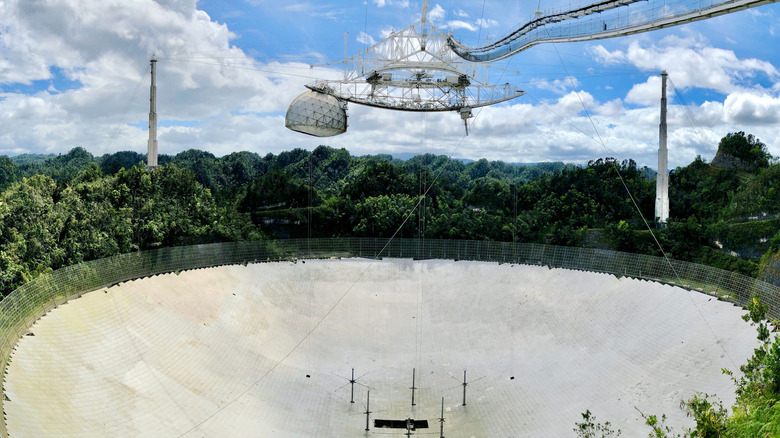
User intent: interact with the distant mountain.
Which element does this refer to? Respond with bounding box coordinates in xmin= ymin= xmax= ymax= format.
xmin=389 ymin=152 xmax=548 ymax=167
xmin=11 ymin=153 xmax=56 ymax=165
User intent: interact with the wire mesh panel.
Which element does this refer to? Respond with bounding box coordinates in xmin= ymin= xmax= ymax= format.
xmin=1 ymin=237 xmax=778 ymax=437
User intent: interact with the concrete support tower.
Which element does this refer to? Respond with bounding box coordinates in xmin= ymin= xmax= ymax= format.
xmin=147 ymin=56 xmax=158 ymax=168
xmin=655 ymin=71 xmax=669 ymax=225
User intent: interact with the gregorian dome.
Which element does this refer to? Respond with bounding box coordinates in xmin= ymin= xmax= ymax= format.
xmin=285 ymin=90 xmax=347 ymax=137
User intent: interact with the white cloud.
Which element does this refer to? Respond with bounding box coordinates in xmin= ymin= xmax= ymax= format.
xmin=625 ymin=76 xmax=664 ymax=106
xmin=552 ymin=90 xmax=596 ymax=116
xmin=0 ymin=0 xmax=337 ymax=157
xmin=592 ymin=34 xmax=779 ymax=95
xmin=379 ymin=27 xmax=395 ymax=39
xmin=447 ymin=20 xmax=478 ymax=32
xmin=357 ymin=31 xmax=376 ymax=45
xmin=475 ymin=18 xmax=498 ymax=28
xmin=747 ymin=8 xmax=770 ymax=17
xmin=722 ymin=92 xmax=780 ymax=124
xmin=585 ymin=32 xmax=780 ymax=164
xmin=427 ymin=4 xmax=445 ymax=24
xmin=373 ymin=0 xmax=409 ymax=8
xmin=533 ymin=76 xmax=581 ymax=94
xmin=596 ymin=99 xmax=625 ymax=117
xmin=589 ymin=45 xmax=627 ymax=65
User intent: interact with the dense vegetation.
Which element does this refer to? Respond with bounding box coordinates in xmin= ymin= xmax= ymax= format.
xmin=1 ymin=132 xmax=778 ymax=300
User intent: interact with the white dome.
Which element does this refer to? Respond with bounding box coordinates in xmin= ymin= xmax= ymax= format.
xmin=285 ymin=91 xmax=347 ymax=137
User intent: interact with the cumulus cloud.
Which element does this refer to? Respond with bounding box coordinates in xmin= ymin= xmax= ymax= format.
xmin=553 ymin=90 xmax=596 ymax=116
xmin=585 ymin=32 xmax=780 ymax=164
xmin=427 ymin=4 xmax=446 ymax=23
xmin=625 ymin=76 xmax=665 ymax=106
xmin=475 ymin=18 xmax=499 ymax=28
xmin=590 ymin=34 xmax=779 ymax=95
xmin=596 ymin=99 xmax=625 ymax=117
xmin=379 ymin=27 xmax=395 ymax=39
xmin=447 ymin=20 xmax=478 ymax=32
xmin=373 ymin=0 xmax=409 ymax=8
xmin=357 ymin=31 xmax=376 ymax=45
xmin=533 ymin=76 xmax=581 ymax=94
xmin=432 ymin=9 xmax=499 ymax=33
xmin=590 ymin=45 xmax=627 ymax=65
xmin=0 ymin=0 xmax=340 ymax=157
xmin=723 ymin=92 xmax=780 ymax=124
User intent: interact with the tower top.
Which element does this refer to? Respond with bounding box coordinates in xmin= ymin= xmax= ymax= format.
xmin=147 ymin=56 xmax=158 ymax=168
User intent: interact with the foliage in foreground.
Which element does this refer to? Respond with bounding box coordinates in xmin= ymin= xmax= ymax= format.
xmin=574 ymin=410 xmax=622 ymax=437
xmin=0 ymin=163 xmax=258 ymax=295
xmin=577 ymin=295 xmax=780 ymax=437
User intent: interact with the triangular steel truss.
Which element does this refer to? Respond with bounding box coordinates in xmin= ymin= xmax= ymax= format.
xmin=306 ymin=8 xmax=524 ymax=114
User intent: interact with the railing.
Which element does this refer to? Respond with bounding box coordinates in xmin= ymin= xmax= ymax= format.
xmin=449 ymin=0 xmax=780 ymax=61
xmin=2 ymin=238 xmax=778 ymax=437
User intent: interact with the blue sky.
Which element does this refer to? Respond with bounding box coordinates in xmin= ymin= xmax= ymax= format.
xmin=1 ymin=0 xmax=780 ymax=168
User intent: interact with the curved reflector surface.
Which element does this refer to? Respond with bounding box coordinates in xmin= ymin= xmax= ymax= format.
xmin=285 ymin=91 xmax=347 ymax=137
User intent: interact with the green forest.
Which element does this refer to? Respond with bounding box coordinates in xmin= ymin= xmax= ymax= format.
xmin=1 ymin=131 xmax=779 ymax=301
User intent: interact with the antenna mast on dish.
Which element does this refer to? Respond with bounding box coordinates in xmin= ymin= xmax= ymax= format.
xmin=147 ymin=55 xmax=158 ymax=168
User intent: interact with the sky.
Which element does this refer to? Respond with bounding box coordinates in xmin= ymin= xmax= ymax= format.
xmin=1 ymin=0 xmax=780 ymax=169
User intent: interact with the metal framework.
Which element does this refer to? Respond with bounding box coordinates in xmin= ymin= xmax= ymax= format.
xmin=294 ymin=1 xmax=524 ymax=134
xmin=309 ymin=21 xmax=523 ymax=113
xmin=448 ymin=0 xmax=780 ymax=62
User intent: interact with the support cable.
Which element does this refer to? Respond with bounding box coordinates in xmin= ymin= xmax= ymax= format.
xmin=107 ymin=72 xmax=148 ymax=153
xmin=176 ymin=84 xmax=486 ymax=437
xmin=667 ymin=77 xmax=711 ymax=153
xmin=544 ymin=35 xmax=738 ymax=370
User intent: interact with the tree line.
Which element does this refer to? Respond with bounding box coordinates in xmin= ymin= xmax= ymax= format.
xmin=0 ymin=131 xmax=778 ymax=298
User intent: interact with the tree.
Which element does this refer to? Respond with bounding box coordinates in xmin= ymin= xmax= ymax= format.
xmin=669 ymin=156 xmax=740 ymax=222
xmin=604 ymin=220 xmax=635 ymax=252
xmin=220 ymin=151 xmax=263 ymax=190
xmin=172 ymin=149 xmax=220 ymax=190
xmin=352 ymin=194 xmax=418 ymax=237
xmin=341 ymin=160 xmax=414 ymax=200
xmin=467 ymin=158 xmax=491 ymax=179
xmin=99 ymin=151 xmax=145 ymax=175
xmin=16 ymin=147 xmax=95 ymax=183
xmin=463 ymin=177 xmax=511 ymax=214
xmin=724 ymin=163 xmax=780 ymax=218
xmin=0 ymin=155 xmax=20 ymax=191
xmin=714 ymin=132 xmax=771 ymax=171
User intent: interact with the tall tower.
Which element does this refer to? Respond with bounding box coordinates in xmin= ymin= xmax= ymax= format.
xmin=655 ymin=71 xmax=669 ymax=225
xmin=147 ymin=56 xmax=158 ymax=168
